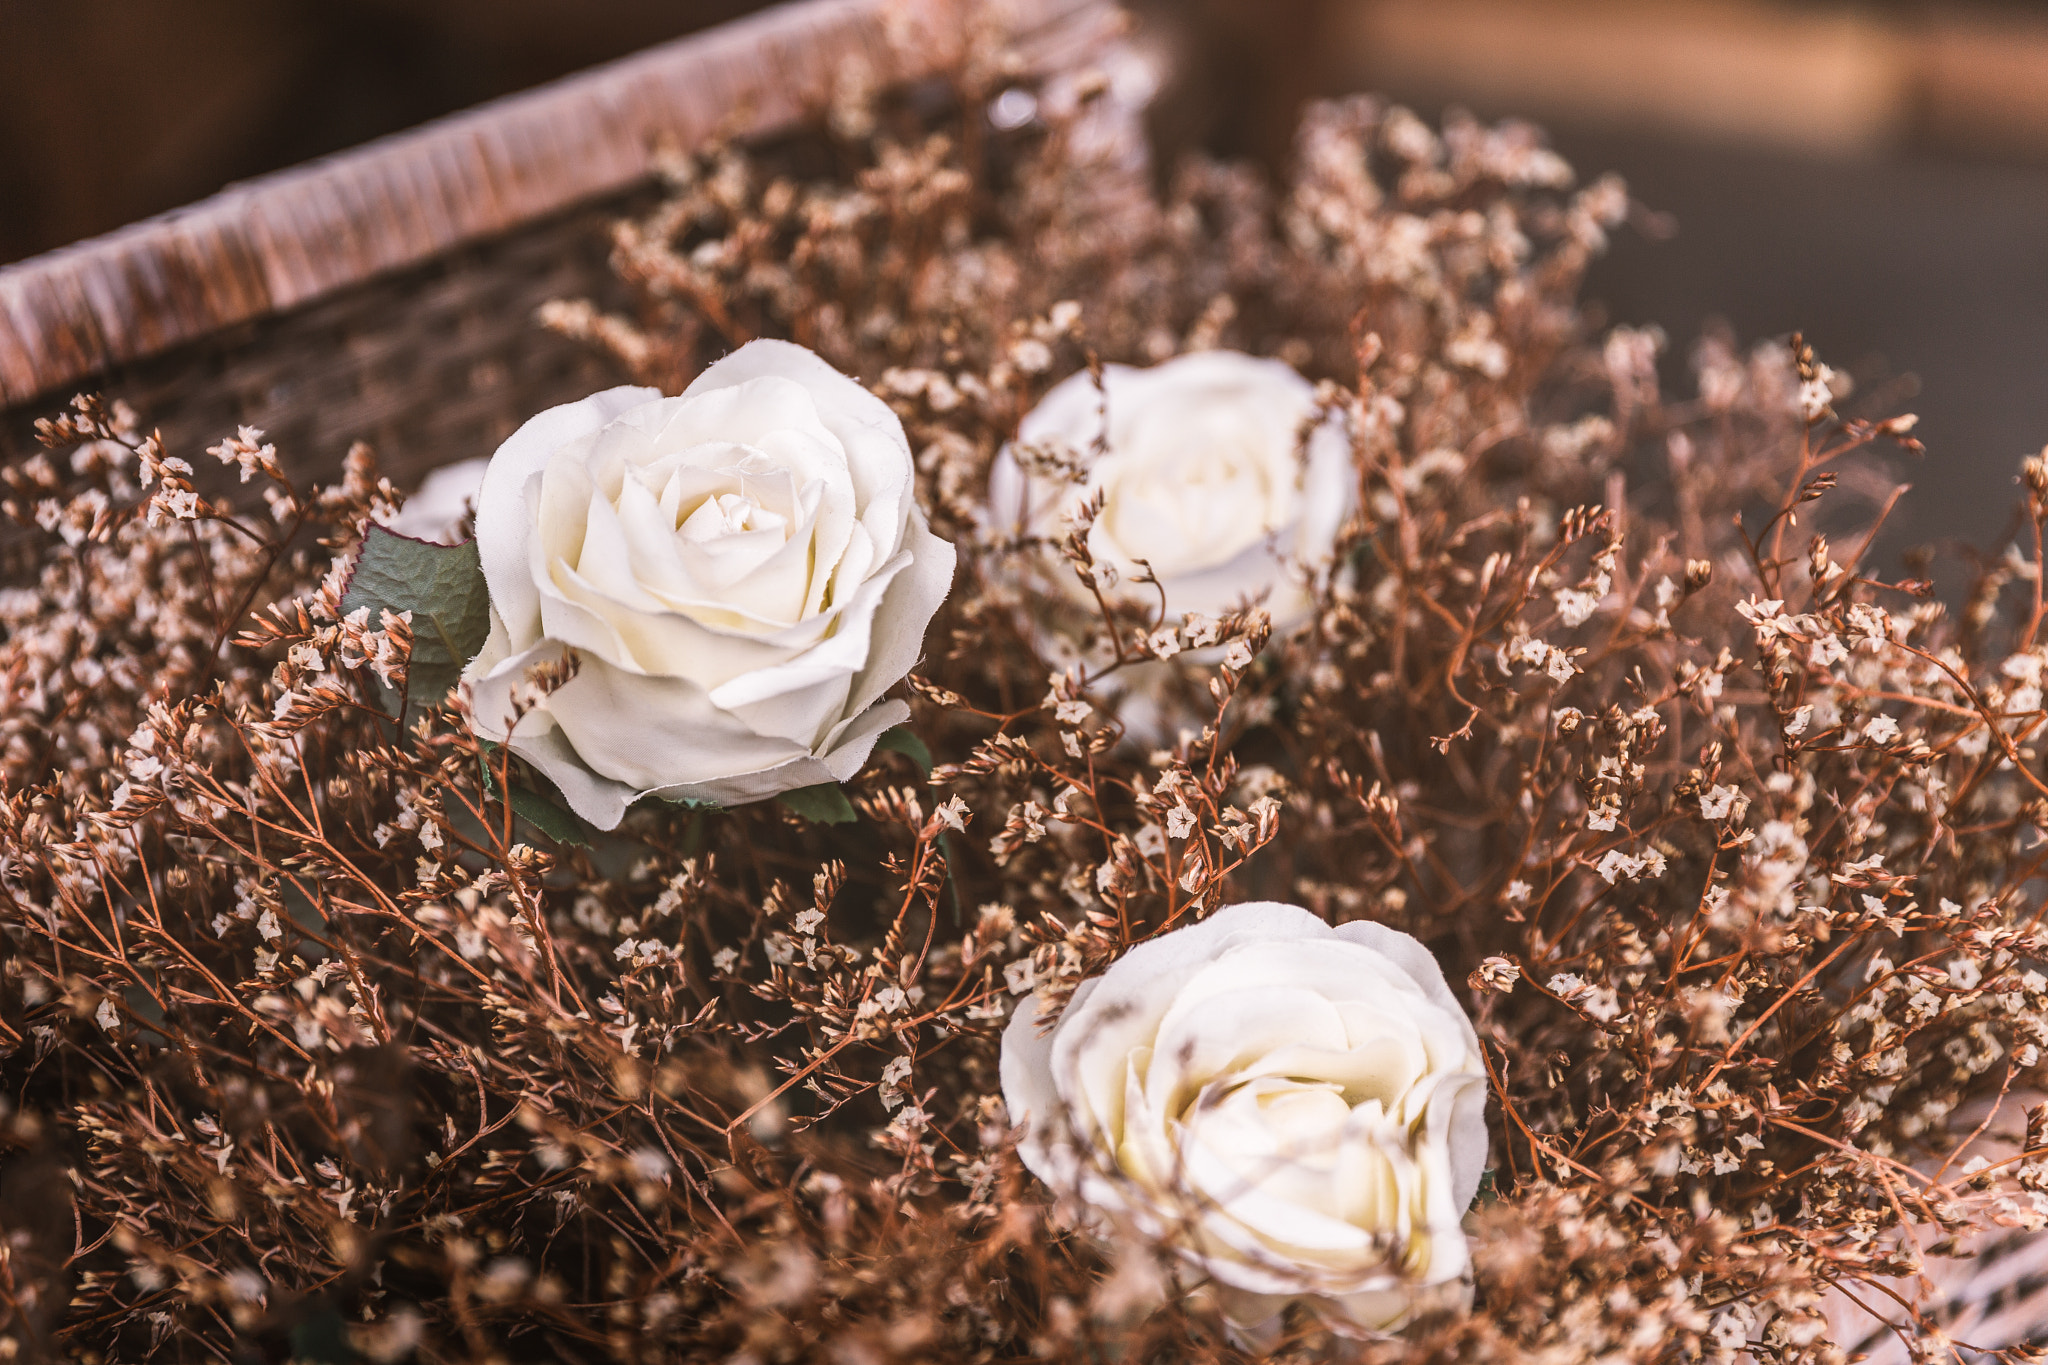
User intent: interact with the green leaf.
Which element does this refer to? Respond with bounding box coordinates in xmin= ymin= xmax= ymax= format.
xmin=476 ymin=740 xmax=591 ymax=845
xmin=511 ymin=785 xmax=590 ymax=846
xmin=778 ymin=782 xmax=858 ymax=825
xmin=875 ymin=725 xmax=933 ymax=774
xmin=340 ymin=524 xmax=492 ymax=720
xmin=122 ymin=983 xmax=168 ymax=1041
xmin=288 ymin=1304 xmax=360 ymax=1365
xmin=283 ymin=882 xmax=328 ymax=937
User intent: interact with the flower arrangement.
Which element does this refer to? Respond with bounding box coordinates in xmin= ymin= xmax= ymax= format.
xmin=2 ymin=31 xmax=2046 ymax=1365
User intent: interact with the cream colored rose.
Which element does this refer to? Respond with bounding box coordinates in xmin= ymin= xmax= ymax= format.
xmin=463 ymin=341 xmax=954 ymax=829
xmin=1000 ymin=902 xmax=1489 ymax=1343
xmin=987 ymin=351 xmax=1353 ymax=628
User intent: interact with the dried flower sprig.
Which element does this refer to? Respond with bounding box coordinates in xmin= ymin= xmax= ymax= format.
xmin=3 ymin=38 xmax=2044 ymax=1365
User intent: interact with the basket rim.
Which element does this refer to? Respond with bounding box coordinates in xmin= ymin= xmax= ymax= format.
xmin=0 ymin=0 xmax=1112 ymax=410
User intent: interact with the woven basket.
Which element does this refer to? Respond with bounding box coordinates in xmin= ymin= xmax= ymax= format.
xmin=0 ymin=0 xmax=1125 ymax=490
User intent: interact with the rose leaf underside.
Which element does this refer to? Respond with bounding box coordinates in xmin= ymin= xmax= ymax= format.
xmin=339 ymin=524 xmax=493 ymax=723
xmin=875 ymin=725 xmax=933 ymax=774
xmin=777 ymin=782 xmax=859 ymax=825
xmin=476 ymin=739 xmax=594 ymax=847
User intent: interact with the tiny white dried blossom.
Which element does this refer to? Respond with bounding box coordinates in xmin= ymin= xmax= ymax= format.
xmin=1784 ymin=705 xmax=1813 ymax=737
xmin=1554 ymin=588 xmax=1603 ymax=627
xmin=879 ymin=1055 xmax=915 ymax=1111
xmin=935 ymin=796 xmax=971 ymax=832
xmin=208 ymin=425 xmax=278 ymax=483
xmin=1003 ymin=958 xmax=1036 ymax=996
xmin=1166 ymin=804 xmax=1198 ymax=839
xmin=1699 ymin=784 xmax=1741 ymax=821
xmin=1548 ymin=972 xmax=1589 ymax=1000
xmin=1596 ymin=850 xmax=1636 ymax=884
xmin=1476 ymin=957 xmax=1521 ymax=993
xmin=1862 ymin=714 xmax=1900 ymax=745
xmin=1797 ymin=365 xmax=1836 ymax=421
xmin=1009 ymin=338 xmax=1054 ymax=374
xmin=1810 ymin=634 xmax=1848 ymax=668
xmin=1183 ymin=612 xmax=1223 ymax=647
xmin=1595 ymin=848 xmax=1665 ymax=884
xmin=163 ymin=487 xmax=200 ymax=521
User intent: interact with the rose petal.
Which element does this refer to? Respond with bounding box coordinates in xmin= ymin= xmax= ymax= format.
xmin=647 ymin=384 xmax=860 ymax=601
xmin=685 ymin=340 xmax=911 ymax=564
xmin=504 ymin=721 xmax=639 ymax=830
xmin=475 ymin=384 xmax=659 ymax=648
xmin=811 ymin=697 xmax=909 ymax=784
xmin=999 ymin=978 xmax=1104 ymax=1186
xmin=706 ymin=551 xmax=912 ymax=745
xmin=1049 ymin=903 xmax=1334 ymax=1146
xmin=535 ymin=652 xmax=809 ymax=792
xmin=1331 ymin=919 xmax=1488 ymax=1211
xmin=837 ymin=508 xmax=957 ymax=721
xmin=1176 ymin=1098 xmax=1382 ymax=1260
xmin=1142 ymin=983 xmax=1352 ymax=1120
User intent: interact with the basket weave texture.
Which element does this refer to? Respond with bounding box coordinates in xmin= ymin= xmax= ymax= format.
xmin=0 ymin=0 xmax=1117 ymax=487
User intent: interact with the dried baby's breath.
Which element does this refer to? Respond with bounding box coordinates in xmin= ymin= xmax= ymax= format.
xmin=1 ymin=42 xmax=2041 ymax=1365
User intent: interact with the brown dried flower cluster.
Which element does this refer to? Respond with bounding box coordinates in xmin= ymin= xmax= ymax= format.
xmin=3 ymin=30 xmax=2047 ymax=1365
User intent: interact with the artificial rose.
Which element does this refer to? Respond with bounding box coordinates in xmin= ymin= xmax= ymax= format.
xmin=1000 ymin=901 xmax=1489 ymax=1344
xmin=462 ymin=340 xmax=955 ymax=829
xmin=987 ymin=350 xmax=1353 ymax=629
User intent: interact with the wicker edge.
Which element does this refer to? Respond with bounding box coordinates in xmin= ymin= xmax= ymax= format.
xmin=0 ymin=0 xmax=1116 ymax=410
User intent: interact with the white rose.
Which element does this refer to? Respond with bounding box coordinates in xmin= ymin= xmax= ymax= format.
xmin=988 ymin=351 xmax=1353 ymax=629
xmin=1000 ymin=901 xmax=1489 ymax=1344
xmin=463 ymin=340 xmax=955 ymax=829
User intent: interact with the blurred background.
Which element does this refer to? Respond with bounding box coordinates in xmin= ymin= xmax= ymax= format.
xmin=3 ymin=0 xmax=2047 ymax=551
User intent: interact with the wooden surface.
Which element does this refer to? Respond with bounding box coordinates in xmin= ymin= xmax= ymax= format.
xmin=1331 ymin=0 xmax=2048 ymax=159
xmin=0 ymin=0 xmax=1115 ymax=409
